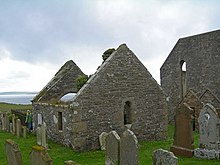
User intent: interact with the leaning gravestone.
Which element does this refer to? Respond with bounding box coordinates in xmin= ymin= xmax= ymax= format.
xmin=30 ymin=146 xmax=52 ymax=165
xmin=105 ymin=131 xmax=120 ymax=165
xmin=5 ymin=139 xmax=23 ymax=165
xmin=152 ymin=149 xmax=178 ymax=165
xmin=120 ymin=129 xmax=139 ymax=165
xmin=99 ymin=132 xmax=108 ymax=150
xmin=194 ymin=103 xmax=220 ymax=159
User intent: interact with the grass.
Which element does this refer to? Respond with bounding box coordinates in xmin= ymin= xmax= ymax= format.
xmin=1 ymin=103 xmax=220 ymax=164
xmin=0 ymin=102 xmax=32 ymax=112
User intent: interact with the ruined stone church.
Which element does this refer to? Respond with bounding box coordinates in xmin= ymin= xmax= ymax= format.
xmin=32 ymin=44 xmax=168 ymax=151
xmin=161 ymin=29 xmax=220 ymax=122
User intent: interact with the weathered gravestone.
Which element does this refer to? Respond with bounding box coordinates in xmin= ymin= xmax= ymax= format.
xmin=5 ymin=113 xmax=10 ymax=132
xmin=12 ymin=114 xmax=16 ymax=134
xmin=0 ymin=113 xmax=3 ymax=130
xmin=16 ymin=119 xmax=22 ymax=138
xmin=198 ymin=103 xmax=220 ymax=150
xmin=152 ymin=149 xmax=178 ymax=165
xmin=170 ymin=103 xmax=194 ymax=157
xmin=5 ymin=139 xmax=23 ymax=165
xmin=120 ymin=129 xmax=139 ymax=165
xmin=30 ymin=146 xmax=52 ymax=165
xmin=105 ymin=131 xmax=120 ymax=165
xmin=194 ymin=103 xmax=220 ymax=159
xmin=22 ymin=126 xmax=27 ymax=138
xmin=41 ymin=124 xmax=47 ymax=147
xmin=37 ymin=125 xmax=42 ymax=145
xmin=36 ymin=124 xmax=47 ymax=147
xmin=99 ymin=132 xmax=108 ymax=150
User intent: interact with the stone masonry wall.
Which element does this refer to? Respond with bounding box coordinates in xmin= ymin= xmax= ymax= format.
xmin=161 ymin=30 xmax=220 ymax=122
xmin=70 ymin=44 xmax=168 ymax=151
xmin=32 ymin=103 xmax=73 ymax=148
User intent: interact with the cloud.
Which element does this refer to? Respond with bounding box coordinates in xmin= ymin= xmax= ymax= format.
xmin=0 ymin=0 xmax=220 ymax=91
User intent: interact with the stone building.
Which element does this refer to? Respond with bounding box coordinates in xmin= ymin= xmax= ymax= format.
xmin=161 ymin=30 xmax=220 ymax=122
xmin=32 ymin=44 xmax=168 ymax=151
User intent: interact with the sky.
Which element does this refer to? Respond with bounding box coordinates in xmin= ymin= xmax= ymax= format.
xmin=0 ymin=0 xmax=220 ymax=92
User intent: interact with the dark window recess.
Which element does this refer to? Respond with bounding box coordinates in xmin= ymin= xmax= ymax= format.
xmin=58 ymin=112 xmax=63 ymax=131
xmin=124 ymin=101 xmax=132 ymax=125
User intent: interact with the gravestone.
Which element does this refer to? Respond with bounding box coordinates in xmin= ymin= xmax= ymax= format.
xmin=198 ymin=103 xmax=220 ymax=150
xmin=22 ymin=126 xmax=27 ymax=138
xmin=2 ymin=113 xmax=6 ymax=130
xmin=105 ymin=131 xmax=120 ymax=165
xmin=194 ymin=103 xmax=220 ymax=159
xmin=99 ymin=132 xmax=108 ymax=150
xmin=170 ymin=103 xmax=194 ymax=157
xmin=41 ymin=124 xmax=47 ymax=148
xmin=12 ymin=114 xmax=16 ymax=134
xmin=5 ymin=139 xmax=23 ymax=165
xmin=5 ymin=114 xmax=10 ymax=132
xmin=9 ymin=123 xmax=13 ymax=133
xmin=152 ymin=149 xmax=178 ymax=165
xmin=37 ymin=125 xmax=42 ymax=145
xmin=120 ymin=129 xmax=139 ymax=165
xmin=30 ymin=146 xmax=52 ymax=165
xmin=16 ymin=119 xmax=22 ymax=138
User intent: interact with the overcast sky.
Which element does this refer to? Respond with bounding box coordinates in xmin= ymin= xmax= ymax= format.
xmin=0 ymin=0 xmax=220 ymax=92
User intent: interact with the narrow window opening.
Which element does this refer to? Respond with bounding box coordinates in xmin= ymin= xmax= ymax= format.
xmin=180 ymin=61 xmax=187 ymax=98
xmin=58 ymin=112 xmax=63 ymax=131
xmin=124 ymin=101 xmax=132 ymax=125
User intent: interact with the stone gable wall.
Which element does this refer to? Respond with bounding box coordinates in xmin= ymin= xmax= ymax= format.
xmin=161 ymin=30 xmax=220 ymax=122
xmin=70 ymin=44 xmax=167 ymax=150
xmin=33 ymin=60 xmax=85 ymax=103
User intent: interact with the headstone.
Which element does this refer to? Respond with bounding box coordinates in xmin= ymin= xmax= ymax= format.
xmin=2 ymin=113 xmax=6 ymax=130
xmin=152 ymin=149 xmax=178 ymax=165
xmin=37 ymin=126 xmax=42 ymax=145
xmin=22 ymin=126 xmax=27 ymax=138
xmin=16 ymin=119 xmax=22 ymax=138
xmin=12 ymin=114 xmax=16 ymax=134
xmin=30 ymin=146 xmax=52 ymax=165
xmin=198 ymin=103 xmax=220 ymax=150
xmin=105 ymin=131 xmax=120 ymax=165
xmin=41 ymin=124 xmax=47 ymax=148
xmin=99 ymin=132 xmax=108 ymax=150
xmin=5 ymin=139 xmax=23 ymax=165
xmin=194 ymin=103 xmax=220 ymax=159
xmin=170 ymin=103 xmax=194 ymax=157
xmin=9 ymin=123 xmax=13 ymax=133
xmin=5 ymin=114 xmax=10 ymax=132
xmin=120 ymin=129 xmax=139 ymax=165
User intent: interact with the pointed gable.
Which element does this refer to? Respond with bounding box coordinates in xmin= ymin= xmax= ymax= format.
xmin=33 ymin=60 xmax=85 ymax=103
xmin=200 ymin=89 xmax=220 ymax=108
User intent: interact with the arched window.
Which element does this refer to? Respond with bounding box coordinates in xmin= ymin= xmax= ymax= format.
xmin=59 ymin=93 xmax=76 ymax=102
xmin=124 ymin=101 xmax=132 ymax=125
xmin=180 ymin=60 xmax=187 ymax=98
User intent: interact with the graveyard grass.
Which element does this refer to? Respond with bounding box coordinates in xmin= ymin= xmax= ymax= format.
xmin=0 ymin=104 xmax=220 ymax=164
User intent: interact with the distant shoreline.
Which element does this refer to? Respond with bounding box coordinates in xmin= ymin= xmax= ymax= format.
xmin=0 ymin=92 xmax=37 ymax=105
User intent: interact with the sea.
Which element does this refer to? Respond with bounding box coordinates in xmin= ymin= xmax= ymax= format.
xmin=0 ymin=92 xmax=76 ymax=105
xmin=0 ymin=92 xmax=37 ymax=105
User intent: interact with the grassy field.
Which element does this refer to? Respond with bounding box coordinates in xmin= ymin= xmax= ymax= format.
xmin=0 ymin=102 xmax=32 ymax=112
xmin=0 ymin=103 xmax=220 ymax=164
